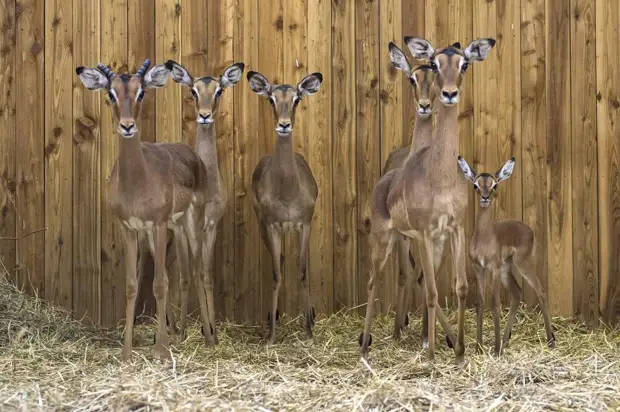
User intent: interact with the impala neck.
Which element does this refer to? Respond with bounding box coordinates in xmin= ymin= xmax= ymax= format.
xmin=474 ymin=202 xmax=495 ymax=237
xmin=117 ymin=133 xmax=149 ymax=189
xmin=272 ymin=132 xmax=299 ymax=196
xmin=426 ymin=102 xmax=460 ymax=188
xmin=409 ymin=113 xmax=433 ymax=155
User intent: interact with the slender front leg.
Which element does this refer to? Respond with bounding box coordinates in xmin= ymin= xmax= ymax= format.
xmin=298 ymin=223 xmax=314 ymax=339
xmin=173 ymin=227 xmax=190 ymax=340
xmin=151 ymin=223 xmax=171 ymax=361
xmin=418 ymin=232 xmax=438 ymax=360
xmin=491 ymin=266 xmax=502 ymax=356
xmin=122 ymin=227 xmax=139 ymax=362
xmin=394 ymin=236 xmax=413 ymax=339
xmin=266 ymin=226 xmax=283 ymax=344
xmin=450 ymin=226 xmax=468 ymax=364
xmin=502 ymin=264 xmax=521 ymax=348
xmin=202 ymin=225 xmax=219 ymax=344
xmin=474 ymin=264 xmax=486 ymax=353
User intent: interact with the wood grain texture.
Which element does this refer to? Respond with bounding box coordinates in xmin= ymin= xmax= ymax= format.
xmin=520 ymin=0 xmax=548 ymax=309
xmin=596 ymin=0 xmax=620 ymax=325
xmin=282 ymin=0 xmax=308 ymax=316
xmin=546 ymin=0 xmax=573 ymax=317
xmin=207 ymin=0 xmax=236 ymax=320
xmin=45 ymin=0 xmax=73 ymax=309
xmin=15 ymin=0 xmax=45 ymax=295
xmin=332 ymin=0 xmax=357 ymax=310
xmin=72 ymin=0 xmax=100 ymax=324
xmin=355 ymin=0 xmax=380 ymax=316
xmin=0 ymin=0 xmax=16 ymax=282
xmin=100 ymin=0 xmax=127 ymax=327
xmin=233 ymin=0 xmax=262 ymax=323
xmin=307 ymin=0 xmax=333 ymax=315
xmin=180 ymin=0 xmax=208 ymax=318
xmin=571 ymin=0 xmax=599 ymax=327
xmin=257 ymin=0 xmax=284 ymax=321
xmin=377 ymin=0 xmax=402 ymax=314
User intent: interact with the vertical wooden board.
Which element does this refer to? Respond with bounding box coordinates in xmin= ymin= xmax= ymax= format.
xmin=307 ymin=0 xmax=333 ymax=315
xmin=332 ymin=0 xmax=357 ymax=310
xmin=257 ymin=0 xmax=284 ymax=322
xmin=73 ymin=0 xmax=100 ymax=324
xmin=282 ymin=0 xmax=308 ymax=316
xmin=180 ymin=0 xmax=208 ymax=318
xmin=100 ymin=0 xmax=127 ymax=327
xmin=155 ymin=0 xmax=181 ymax=145
xmin=45 ymin=0 xmax=73 ymax=309
xmin=207 ymin=0 xmax=235 ymax=320
xmin=571 ymin=0 xmax=598 ymax=327
xmin=15 ymin=0 xmax=45 ymax=295
xmin=546 ymin=0 xmax=573 ymax=317
xmin=472 ymin=0 xmax=498 ymax=309
xmin=356 ymin=0 xmax=380 ymax=315
xmin=0 ymin=0 xmax=16 ymax=282
xmin=233 ymin=0 xmax=262 ymax=323
xmin=495 ymin=0 xmax=522 ymax=305
xmin=596 ymin=0 xmax=620 ymax=325
xmin=401 ymin=0 xmax=426 ymax=312
xmin=520 ymin=0 xmax=547 ymax=309
xmin=378 ymin=0 xmax=402 ymax=314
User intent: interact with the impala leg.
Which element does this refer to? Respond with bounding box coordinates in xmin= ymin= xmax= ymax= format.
xmin=394 ymin=236 xmax=413 ymax=339
xmin=516 ymin=256 xmax=555 ymax=348
xmin=501 ymin=263 xmax=521 ymax=348
xmin=164 ymin=233 xmax=179 ymax=335
xmin=265 ymin=226 xmax=283 ymax=344
xmin=360 ymin=230 xmax=395 ymax=360
xmin=173 ymin=227 xmax=190 ymax=340
xmin=298 ymin=223 xmax=314 ymax=339
xmin=450 ymin=226 xmax=468 ymax=363
xmin=122 ymin=227 xmax=139 ymax=362
xmin=418 ymin=232 xmax=438 ymax=360
xmin=420 ymin=238 xmax=449 ymax=347
xmin=151 ymin=223 xmax=171 ymax=361
xmin=491 ymin=266 xmax=502 ymax=356
xmin=134 ymin=234 xmax=147 ymax=324
xmin=474 ymin=264 xmax=485 ymax=353
xmin=401 ymin=248 xmax=418 ymax=331
xmin=202 ymin=225 xmax=219 ymax=344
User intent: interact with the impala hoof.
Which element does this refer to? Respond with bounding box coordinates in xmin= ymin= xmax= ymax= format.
xmin=200 ymin=323 xmax=214 ymax=336
xmin=548 ymin=331 xmax=556 ymax=348
xmin=445 ymin=334 xmax=455 ymax=349
xmin=404 ymin=313 xmax=409 ymax=327
xmin=267 ymin=309 xmax=280 ymax=324
xmin=358 ymin=332 xmax=372 ymax=347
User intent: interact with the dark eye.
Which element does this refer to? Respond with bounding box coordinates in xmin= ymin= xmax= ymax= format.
xmin=293 ymin=96 xmax=301 ymax=107
xmin=430 ymin=62 xmax=438 ymax=72
xmin=473 ymin=182 xmax=480 ymax=190
xmin=461 ymin=63 xmax=469 ymax=72
xmin=268 ymin=97 xmax=275 ymax=106
xmin=107 ymin=91 xmax=116 ymax=102
xmin=190 ymin=89 xmax=198 ymax=99
xmin=409 ymin=77 xmax=416 ymax=86
xmin=137 ymin=90 xmax=145 ymax=101
xmin=215 ymin=89 xmax=223 ymax=98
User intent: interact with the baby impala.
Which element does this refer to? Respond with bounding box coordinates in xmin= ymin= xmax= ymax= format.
xmin=457 ymin=156 xmax=555 ymax=355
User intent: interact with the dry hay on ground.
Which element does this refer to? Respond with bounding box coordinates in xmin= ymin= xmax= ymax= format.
xmin=0 ymin=278 xmax=619 ymax=411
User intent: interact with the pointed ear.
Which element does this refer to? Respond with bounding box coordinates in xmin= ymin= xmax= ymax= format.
xmin=464 ymin=38 xmax=496 ymax=62
xmin=75 ymin=67 xmax=110 ymax=90
xmin=495 ymin=157 xmax=516 ymax=183
xmin=388 ymin=42 xmax=412 ymax=76
xmin=247 ymin=71 xmax=272 ymax=96
xmin=404 ymin=36 xmax=435 ymax=61
xmin=220 ymin=63 xmax=245 ymax=88
xmin=297 ymin=72 xmax=323 ymax=97
xmin=165 ymin=60 xmax=193 ymax=87
xmin=143 ymin=63 xmax=171 ymax=88
xmin=457 ymin=156 xmax=476 ymax=182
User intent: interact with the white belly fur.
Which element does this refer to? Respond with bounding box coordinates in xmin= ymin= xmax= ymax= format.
xmin=270 ymin=221 xmax=303 ymax=233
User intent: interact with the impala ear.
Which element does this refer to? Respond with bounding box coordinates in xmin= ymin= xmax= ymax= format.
xmin=297 ymin=72 xmax=323 ymax=96
xmin=404 ymin=36 xmax=435 ymax=61
xmin=75 ymin=67 xmax=110 ymax=90
xmin=495 ymin=157 xmax=516 ymax=183
xmin=144 ymin=64 xmax=171 ymax=88
xmin=464 ymin=38 xmax=496 ymax=62
xmin=457 ymin=155 xmax=476 ymax=182
xmin=166 ymin=60 xmax=193 ymax=87
xmin=247 ymin=71 xmax=272 ymax=96
xmin=389 ymin=42 xmax=412 ymax=76
xmin=220 ymin=63 xmax=245 ymax=87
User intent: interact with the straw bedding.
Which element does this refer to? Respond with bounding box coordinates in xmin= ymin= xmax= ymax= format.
xmin=1 ymin=277 xmax=618 ymax=411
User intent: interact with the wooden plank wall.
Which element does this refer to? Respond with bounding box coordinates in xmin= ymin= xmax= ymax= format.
xmin=1 ymin=0 xmax=619 ymax=328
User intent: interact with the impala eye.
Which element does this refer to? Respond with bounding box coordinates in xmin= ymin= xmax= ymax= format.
xmin=215 ymin=88 xmax=223 ymax=98
xmin=430 ymin=62 xmax=438 ymax=72
xmin=136 ymin=89 xmax=145 ymax=101
xmin=107 ymin=90 xmax=117 ymax=103
xmin=190 ymin=88 xmax=198 ymax=99
xmin=473 ymin=182 xmax=480 ymax=190
xmin=461 ymin=63 xmax=469 ymax=72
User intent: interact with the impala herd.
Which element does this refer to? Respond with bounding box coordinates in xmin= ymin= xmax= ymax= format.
xmin=75 ymin=35 xmax=555 ymax=364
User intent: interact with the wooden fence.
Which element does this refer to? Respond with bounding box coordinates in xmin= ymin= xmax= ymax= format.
xmin=0 ymin=0 xmax=618 ymax=328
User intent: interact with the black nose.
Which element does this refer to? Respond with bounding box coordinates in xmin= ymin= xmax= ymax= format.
xmin=120 ymin=123 xmax=134 ymax=132
xmin=278 ymin=121 xmax=291 ymax=128
xmin=419 ymin=103 xmax=430 ymax=110
xmin=442 ymin=90 xmax=458 ymax=99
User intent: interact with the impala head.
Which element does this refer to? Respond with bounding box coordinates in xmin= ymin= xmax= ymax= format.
xmin=458 ymin=156 xmax=515 ymax=208
xmin=389 ymin=42 xmax=435 ymax=118
xmin=75 ymin=59 xmax=171 ymax=138
xmin=166 ymin=60 xmax=245 ymax=124
xmin=247 ymin=71 xmax=323 ymax=137
xmin=404 ymin=37 xmax=496 ymax=106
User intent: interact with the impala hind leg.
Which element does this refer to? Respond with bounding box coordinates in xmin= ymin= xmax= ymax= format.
xmin=491 ymin=266 xmax=502 ymax=356
xmin=298 ymin=223 xmax=314 ymax=339
xmin=450 ymin=226 xmax=468 ymax=363
xmin=501 ymin=263 xmax=522 ymax=348
xmin=265 ymin=226 xmax=283 ymax=344
xmin=360 ymin=229 xmax=396 ymax=360
xmin=151 ymin=223 xmax=172 ymax=361
xmin=417 ymin=232 xmax=438 ymax=360
xmin=474 ymin=264 xmax=486 ymax=353
xmin=202 ymin=225 xmax=219 ymax=344
xmin=394 ymin=236 xmax=414 ymax=339
xmin=172 ymin=226 xmax=191 ymax=340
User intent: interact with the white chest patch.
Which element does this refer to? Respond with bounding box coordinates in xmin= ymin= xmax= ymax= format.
xmin=270 ymin=221 xmax=303 ymax=233
xmin=122 ymin=217 xmax=154 ymax=231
